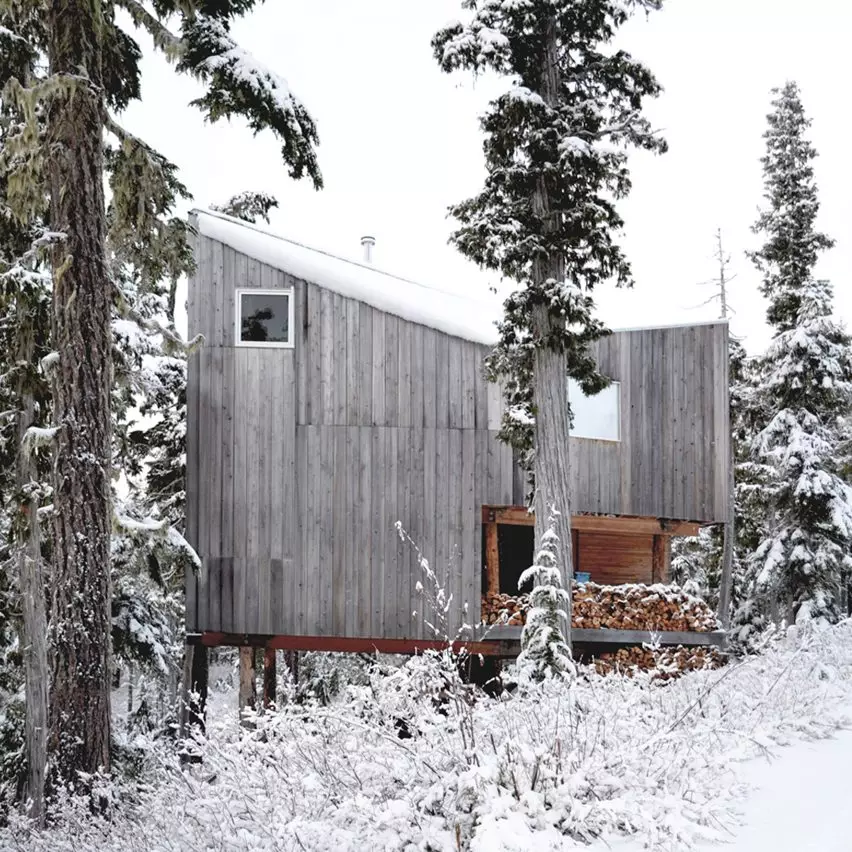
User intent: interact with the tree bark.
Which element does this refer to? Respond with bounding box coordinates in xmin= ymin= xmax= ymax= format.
xmin=262 ymin=648 xmax=277 ymax=710
xmin=531 ymin=13 xmax=573 ymax=649
xmin=46 ymin=0 xmax=112 ymax=785
xmin=714 ymin=230 xmax=735 ymax=630
xmin=16 ymin=306 xmax=48 ymax=825
xmin=717 ymin=437 xmax=735 ymax=629
xmin=239 ymin=646 xmax=257 ymax=727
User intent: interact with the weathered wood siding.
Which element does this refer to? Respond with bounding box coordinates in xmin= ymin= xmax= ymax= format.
xmin=186 ymin=229 xmax=729 ymax=637
xmin=186 ymin=234 xmax=513 ymax=636
xmin=550 ymin=324 xmax=730 ymax=524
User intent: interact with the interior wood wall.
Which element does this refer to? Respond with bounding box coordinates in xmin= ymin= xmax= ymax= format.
xmin=186 ymin=228 xmax=729 ymax=638
xmin=577 ymin=532 xmax=654 ymax=585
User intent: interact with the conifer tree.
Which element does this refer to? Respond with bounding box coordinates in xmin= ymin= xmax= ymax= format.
xmin=517 ymin=511 xmax=572 ymax=678
xmin=1 ymin=0 xmax=322 ymax=791
xmin=0 ymin=16 xmax=53 ymax=821
xmin=212 ymin=190 xmax=279 ymax=225
xmin=736 ymin=82 xmax=852 ymax=636
xmin=434 ymin=1 xmax=666 ymax=654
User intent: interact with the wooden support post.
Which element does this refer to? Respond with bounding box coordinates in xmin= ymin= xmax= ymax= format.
xmin=179 ymin=643 xmax=208 ymax=762
xmin=284 ymin=650 xmax=299 ymax=686
xmin=485 ymin=522 xmax=500 ymax=595
xmin=189 ymin=644 xmax=209 ymax=731
xmin=651 ymin=535 xmax=671 ymax=584
xmin=263 ymin=648 xmax=277 ymax=710
xmin=572 ymin=530 xmax=580 ymax=578
xmin=238 ymin=646 xmax=257 ymax=727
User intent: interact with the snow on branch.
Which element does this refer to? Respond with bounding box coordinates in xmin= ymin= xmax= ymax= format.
xmin=111 ymin=278 xmax=202 ymax=357
xmin=21 ymin=425 xmax=59 ymax=458
xmin=179 ymin=15 xmax=322 ymax=189
xmin=114 ymin=510 xmax=202 ymax=573
xmin=39 ymin=351 xmax=59 ymax=373
xmin=0 ymin=228 xmax=64 ymax=291
xmin=433 ymin=10 xmax=512 ymax=75
xmin=518 ymin=508 xmax=573 ymax=679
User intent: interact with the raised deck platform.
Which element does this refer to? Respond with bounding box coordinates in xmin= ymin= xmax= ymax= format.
xmin=477 ymin=624 xmax=727 ymax=649
xmin=189 ymin=626 xmax=726 ymax=658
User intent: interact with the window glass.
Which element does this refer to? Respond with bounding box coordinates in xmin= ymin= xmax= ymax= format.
xmin=568 ymin=378 xmax=620 ymax=441
xmin=239 ymin=291 xmax=290 ymax=345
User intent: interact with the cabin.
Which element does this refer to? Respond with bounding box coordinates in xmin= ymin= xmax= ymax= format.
xmin=185 ymin=209 xmax=730 ymax=670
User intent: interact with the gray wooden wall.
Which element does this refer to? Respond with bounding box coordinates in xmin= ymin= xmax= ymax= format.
xmin=573 ymin=323 xmax=730 ymax=524
xmin=186 ymin=228 xmax=729 ymax=638
xmin=186 ymin=233 xmax=514 ymax=638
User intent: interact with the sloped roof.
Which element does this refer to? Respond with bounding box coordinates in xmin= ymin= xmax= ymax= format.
xmin=193 ymin=208 xmax=502 ymax=345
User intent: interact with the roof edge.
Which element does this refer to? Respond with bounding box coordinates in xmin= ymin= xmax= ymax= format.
xmin=193 ymin=208 xmax=730 ymax=341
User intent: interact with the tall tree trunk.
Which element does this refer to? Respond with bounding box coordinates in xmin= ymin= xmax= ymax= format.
xmin=16 ymin=308 xmax=48 ymax=824
xmin=46 ymin=0 xmax=112 ymax=785
xmin=717 ymin=439 xmax=735 ymax=629
xmin=714 ymin=229 xmax=734 ymax=630
xmin=531 ymin=13 xmax=573 ymax=649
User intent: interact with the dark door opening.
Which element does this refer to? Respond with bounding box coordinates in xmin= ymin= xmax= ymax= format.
xmin=481 ymin=523 xmax=533 ymax=595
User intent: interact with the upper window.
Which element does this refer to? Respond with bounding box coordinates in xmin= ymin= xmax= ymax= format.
xmin=568 ymin=378 xmax=620 ymax=442
xmin=236 ymin=289 xmax=294 ymax=348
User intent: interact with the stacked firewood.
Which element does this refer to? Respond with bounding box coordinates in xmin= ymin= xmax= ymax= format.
xmin=481 ymin=592 xmax=527 ymax=626
xmin=592 ymin=645 xmax=724 ymax=680
xmin=481 ymin=582 xmax=718 ymax=633
xmin=573 ymin=582 xmax=718 ymax=632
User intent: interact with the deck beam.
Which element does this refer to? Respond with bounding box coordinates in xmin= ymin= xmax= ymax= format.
xmin=190 ymin=627 xmax=726 ymax=657
xmin=480 ymin=625 xmax=726 ymax=647
xmin=482 ymin=506 xmax=701 ymax=537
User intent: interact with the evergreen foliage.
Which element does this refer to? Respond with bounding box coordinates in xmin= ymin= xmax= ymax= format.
xmin=435 ymin=0 xmax=666 ymax=650
xmin=212 ymin=190 xmax=279 ymax=224
xmin=0 ymin=0 xmax=322 ymax=800
xmin=517 ymin=512 xmax=572 ymax=678
xmin=433 ymin=0 xmax=666 ymax=468
xmin=734 ymin=82 xmax=852 ymax=639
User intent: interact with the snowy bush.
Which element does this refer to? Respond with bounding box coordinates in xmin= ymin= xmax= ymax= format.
xmin=6 ymin=621 xmax=852 ymax=850
xmin=293 ymin=651 xmax=374 ymax=706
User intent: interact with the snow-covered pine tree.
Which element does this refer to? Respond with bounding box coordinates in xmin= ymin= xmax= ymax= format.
xmin=517 ymin=510 xmax=572 ymax=679
xmin=736 ymin=82 xmax=852 ymax=636
xmin=1 ymin=0 xmax=322 ymax=791
xmin=434 ymin=1 xmax=666 ymax=652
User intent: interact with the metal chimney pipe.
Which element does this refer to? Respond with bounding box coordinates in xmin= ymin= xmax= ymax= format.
xmin=361 ymin=235 xmax=376 ymax=264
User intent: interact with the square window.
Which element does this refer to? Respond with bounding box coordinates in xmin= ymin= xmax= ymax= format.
xmin=236 ymin=289 xmax=293 ymax=347
xmin=568 ymin=378 xmax=620 ymax=441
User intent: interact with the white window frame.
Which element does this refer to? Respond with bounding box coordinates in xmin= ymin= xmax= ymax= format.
xmin=568 ymin=378 xmax=621 ymax=442
xmin=235 ymin=288 xmax=295 ymax=349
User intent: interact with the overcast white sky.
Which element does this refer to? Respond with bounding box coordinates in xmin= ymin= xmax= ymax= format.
xmin=122 ymin=0 xmax=851 ymax=353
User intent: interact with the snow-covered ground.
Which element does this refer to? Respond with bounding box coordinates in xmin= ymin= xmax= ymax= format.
xmin=4 ymin=624 xmax=852 ymax=851
xmin=588 ymin=725 xmax=852 ymax=852
xmin=698 ymin=728 xmax=852 ymax=851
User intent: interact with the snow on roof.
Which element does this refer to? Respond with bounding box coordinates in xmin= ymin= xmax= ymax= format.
xmin=193 ymin=209 xmax=502 ymax=345
xmin=193 ymin=209 xmax=728 ymax=345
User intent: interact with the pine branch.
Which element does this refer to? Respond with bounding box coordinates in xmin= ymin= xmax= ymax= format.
xmin=116 ymin=0 xmax=184 ymax=60
xmin=178 ymin=15 xmax=322 ymax=189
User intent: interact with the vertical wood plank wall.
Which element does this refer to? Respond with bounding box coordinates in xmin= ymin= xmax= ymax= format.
xmin=187 ymin=235 xmax=514 ymax=637
xmin=186 ymin=233 xmax=729 ymax=637
xmin=563 ymin=324 xmax=730 ymax=524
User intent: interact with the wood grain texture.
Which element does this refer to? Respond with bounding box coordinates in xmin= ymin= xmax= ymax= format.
xmin=187 ymin=235 xmax=729 ymax=638
xmin=579 ymin=532 xmax=654 ymax=585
